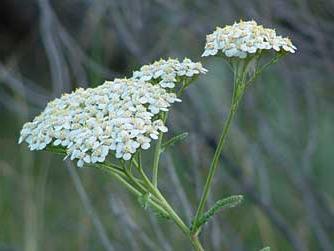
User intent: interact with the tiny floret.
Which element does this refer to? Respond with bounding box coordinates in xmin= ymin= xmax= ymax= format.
xmin=19 ymin=78 xmax=181 ymax=167
xmin=132 ymin=58 xmax=207 ymax=89
xmin=202 ymin=20 xmax=297 ymax=58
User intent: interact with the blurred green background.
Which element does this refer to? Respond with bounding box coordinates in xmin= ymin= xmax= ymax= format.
xmin=1 ymin=0 xmax=334 ymax=250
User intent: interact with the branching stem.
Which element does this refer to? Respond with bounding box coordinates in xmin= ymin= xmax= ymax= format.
xmin=93 ymin=163 xmax=168 ymax=216
xmin=134 ymin=159 xmax=190 ymax=235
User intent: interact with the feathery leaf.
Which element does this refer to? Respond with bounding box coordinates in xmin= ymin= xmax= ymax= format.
xmin=161 ymin=132 xmax=188 ymax=153
xmin=196 ymin=195 xmax=243 ymax=228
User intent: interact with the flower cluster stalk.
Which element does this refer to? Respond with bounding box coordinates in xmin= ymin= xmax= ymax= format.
xmin=192 ymin=65 xmax=246 ymax=237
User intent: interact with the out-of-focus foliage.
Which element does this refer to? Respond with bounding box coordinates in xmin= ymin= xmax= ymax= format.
xmin=0 ymin=0 xmax=333 ymax=251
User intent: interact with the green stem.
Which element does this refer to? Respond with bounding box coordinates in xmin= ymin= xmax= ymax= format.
xmin=106 ymin=160 xmax=204 ymax=249
xmin=152 ymin=112 xmax=168 ymax=187
xmin=192 ymin=75 xmax=243 ymax=234
xmin=93 ymin=163 xmax=169 ymax=217
xmin=246 ymin=53 xmax=285 ymax=87
xmin=123 ymin=162 xmax=147 ymax=193
xmin=102 ymin=161 xmax=164 ymax=206
xmin=89 ymin=163 xmax=126 ymax=179
xmin=134 ymin=159 xmax=189 ymax=235
xmin=153 ymin=78 xmax=189 ymax=186
xmin=191 ymin=235 xmax=205 ymax=251
xmin=156 ymin=190 xmax=189 ymax=235
xmin=96 ymin=163 xmax=144 ymax=191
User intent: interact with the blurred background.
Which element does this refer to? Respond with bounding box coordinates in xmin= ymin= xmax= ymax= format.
xmin=1 ymin=0 xmax=334 ymax=250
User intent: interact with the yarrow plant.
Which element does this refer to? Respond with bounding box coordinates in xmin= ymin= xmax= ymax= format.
xmin=19 ymin=20 xmax=296 ymax=251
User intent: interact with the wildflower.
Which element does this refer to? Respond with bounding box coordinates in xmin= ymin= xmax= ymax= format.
xmin=202 ymin=20 xmax=297 ymax=58
xmin=132 ymin=58 xmax=207 ymax=89
xmin=19 ymin=78 xmax=181 ymax=167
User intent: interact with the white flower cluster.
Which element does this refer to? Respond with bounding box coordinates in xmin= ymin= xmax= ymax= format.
xmin=19 ymin=78 xmax=181 ymax=167
xmin=202 ymin=20 xmax=297 ymax=58
xmin=132 ymin=58 xmax=207 ymax=88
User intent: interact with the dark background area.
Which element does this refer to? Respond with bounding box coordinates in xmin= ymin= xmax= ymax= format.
xmin=0 ymin=0 xmax=334 ymax=250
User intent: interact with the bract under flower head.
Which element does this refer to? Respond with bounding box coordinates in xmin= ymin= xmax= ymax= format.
xmin=19 ymin=78 xmax=181 ymax=167
xmin=132 ymin=58 xmax=207 ymax=89
xmin=202 ymin=20 xmax=297 ymax=58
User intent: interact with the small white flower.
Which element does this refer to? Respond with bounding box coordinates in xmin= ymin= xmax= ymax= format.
xmin=153 ymin=120 xmax=168 ymax=133
xmin=123 ymin=153 xmax=132 ymax=161
xmin=150 ymin=134 xmax=159 ymax=140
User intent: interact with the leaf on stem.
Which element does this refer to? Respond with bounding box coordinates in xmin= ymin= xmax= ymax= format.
xmin=259 ymin=247 xmax=271 ymax=251
xmin=195 ymin=195 xmax=243 ymax=228
xmin=161 ymin=132 xmax=188 ymax=153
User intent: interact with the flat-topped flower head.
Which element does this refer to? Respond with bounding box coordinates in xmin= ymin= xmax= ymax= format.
xmin=19 ymin=78 xmax=181 ymax=167
xmin=202 ymin=20 xmax=297 ymax=59
xmin=132 ymin=58 xmax=207 ymax=89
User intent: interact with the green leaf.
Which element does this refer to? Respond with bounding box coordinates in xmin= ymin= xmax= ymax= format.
xmin=196 ymin=195 xmax=243 ymax=228
xmin=161 ymin=132 xmax=188 ymax=153
xmin=259 ymin=247 xmax=270 ymax=251
xmin=45 ymin=145 xmax=67 ymax=155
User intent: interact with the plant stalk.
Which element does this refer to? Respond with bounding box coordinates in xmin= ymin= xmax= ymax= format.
xmin=94 ymin=164 xmax=169 ymax=216
xmin=136 ymin=159 xmax=189 ymax=235
xmin=192 ymin=71 xmax=244 ymax=233
xmin=191 ymin=234 xmax=205 ymax=251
